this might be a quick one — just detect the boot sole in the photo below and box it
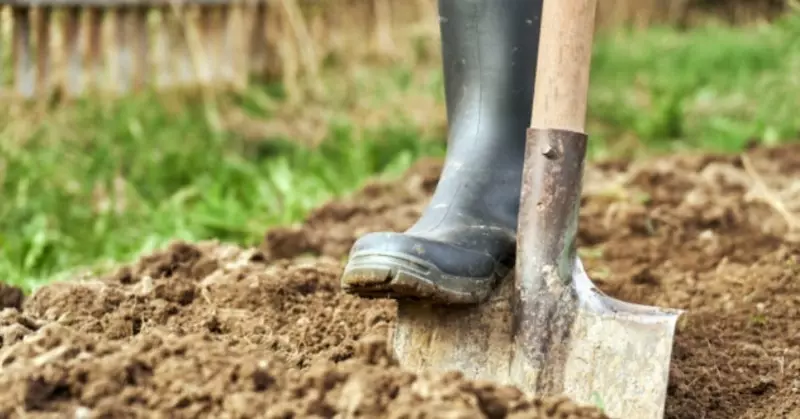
[340,252,506,305]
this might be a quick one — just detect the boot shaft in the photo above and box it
[417,0,543,231]
[340,0,545,304]
[439,0,543,152]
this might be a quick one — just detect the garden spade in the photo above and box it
[391,0,682,418]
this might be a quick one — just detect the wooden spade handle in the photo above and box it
[530,0,598,133]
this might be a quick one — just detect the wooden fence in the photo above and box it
[0,0,790,101]
[0,1,274,99]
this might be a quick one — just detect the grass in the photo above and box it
[1,13,799,290]
[0,92,444,290]
[587,13,800,157]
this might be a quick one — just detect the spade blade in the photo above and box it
[392,262,680,419]
[392,128,681,419]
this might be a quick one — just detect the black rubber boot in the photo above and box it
[340,0,543,304]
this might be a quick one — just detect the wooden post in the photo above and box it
[35,6,52,97]
[133,7,149,91]
[86,7,104,93]
[13,6,35,98]
[61,6,83,98]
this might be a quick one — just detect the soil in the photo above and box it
[1,143,799,419]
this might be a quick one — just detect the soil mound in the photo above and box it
[1,143,798,418]
[0,242,603,418]
[265,143,800,419]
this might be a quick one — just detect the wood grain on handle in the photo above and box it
[531,0,598,133]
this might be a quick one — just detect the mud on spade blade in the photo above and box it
[392,129,682,419]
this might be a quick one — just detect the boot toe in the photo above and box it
[341,232,510,304]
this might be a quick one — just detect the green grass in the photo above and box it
[0,92,444,290]
[588,12,800,157]
[1,13,799,290]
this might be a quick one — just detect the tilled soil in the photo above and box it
[1,143,799,419]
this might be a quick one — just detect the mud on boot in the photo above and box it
[340,0,543,304]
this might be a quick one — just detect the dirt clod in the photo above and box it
[1,144,798,418]
[0,283,24,311]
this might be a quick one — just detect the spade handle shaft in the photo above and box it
[530,0,598,133]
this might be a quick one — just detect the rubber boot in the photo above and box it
[340,0,543,304]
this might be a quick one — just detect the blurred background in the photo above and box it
[0,0,798,290]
